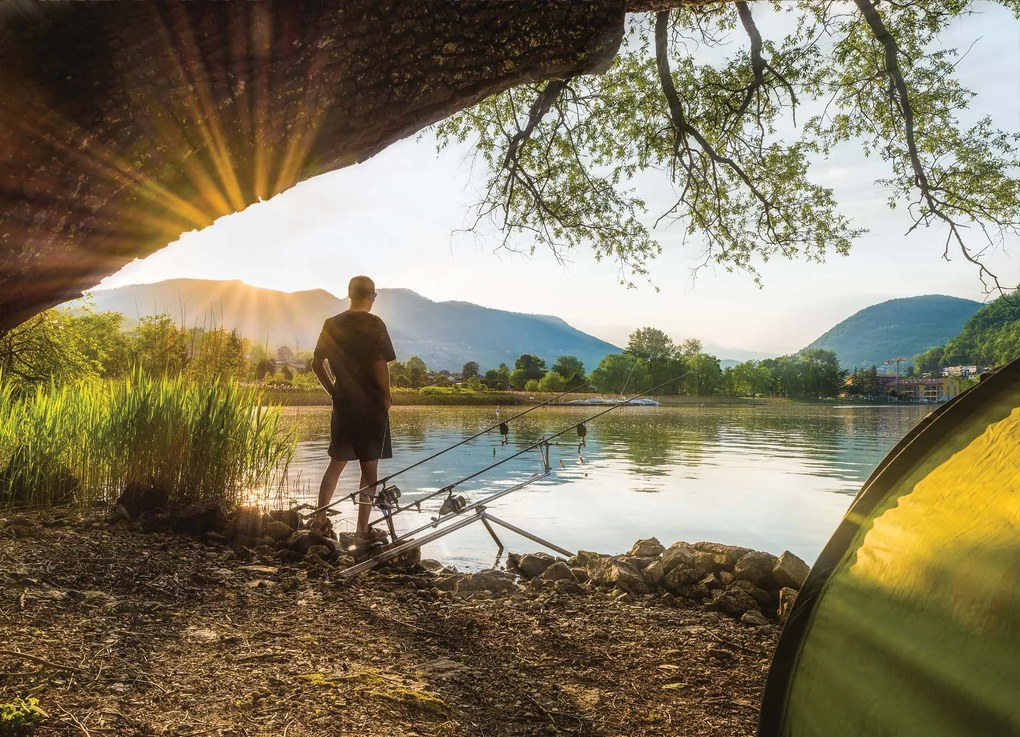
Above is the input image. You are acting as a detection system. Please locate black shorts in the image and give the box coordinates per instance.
[328,400,392,461]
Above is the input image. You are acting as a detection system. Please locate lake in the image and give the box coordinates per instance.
[278,403,931,570]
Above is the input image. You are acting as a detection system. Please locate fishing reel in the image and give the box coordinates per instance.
[375,485,401,512]
[439,493,468,515]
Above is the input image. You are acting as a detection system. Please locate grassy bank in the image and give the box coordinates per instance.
[0,371,295,510]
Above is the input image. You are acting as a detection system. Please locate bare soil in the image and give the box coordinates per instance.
[1,513,778,736]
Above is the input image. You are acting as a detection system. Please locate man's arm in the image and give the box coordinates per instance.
[372,359,391,409]
[312,356,335,397]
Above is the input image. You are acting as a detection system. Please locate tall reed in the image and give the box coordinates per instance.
[0,370,295,510]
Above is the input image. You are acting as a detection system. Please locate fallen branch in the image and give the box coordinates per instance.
[0,649,79,671]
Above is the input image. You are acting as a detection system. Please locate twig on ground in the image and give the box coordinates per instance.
[0,649,79,671]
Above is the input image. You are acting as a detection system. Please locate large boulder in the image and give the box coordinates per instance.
[778,587,798,622]
[116,481,169,519]
[265,520,294,542]
[709,588,761,618]
[512,552,557,579]
[662,563,702,594]
[733,550,779,589]
[628,537,664,558]
[661,541,698,574]
[727,579,772,606]
[587,558,649,594]
[693,542,753,570]
[225,506,264,539]
[773,550,810,590]
[174,500,228,535]
[268,508,301,532]
[539,561,577,583]
[641,559,666,589]
[452,570,517,595]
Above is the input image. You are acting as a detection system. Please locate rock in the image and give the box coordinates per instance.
[660,541,698,574]
[662,563,701,594]
[225,506,264,539]
[733,550,779,589]
[552,579,586,596]
[709,588,761,618]
[727,579,772,606]
[242,565,279,577]
[515,553,557,579]
[286,530,336,556]
[778,587,798,622]
[253,544,277,558]
[570,550,602,568]
[693,542,753,570]
[305,545,336,565]
[175,500,228,535]
[268,508,301,531]
[719,571,735,585]
[741,610,770,627]
[618,554,653,571]
[265,520,293,542]
[140,512,174,533]
[452,570,517,595]
[671,583,709,601]
[232,534,259,552]
[697,573,724,590]
[628,537,664,558]
[641,559,666,589]
[115,481,169,519]
[539,561,576,582]
[570,567,589,583]
[419,559,445,572]
[587,558,649,594]
[773,550,810,590]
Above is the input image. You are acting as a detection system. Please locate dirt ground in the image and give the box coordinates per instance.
[1,513,778,737]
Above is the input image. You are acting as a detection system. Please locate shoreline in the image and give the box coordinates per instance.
[1,510,781,736]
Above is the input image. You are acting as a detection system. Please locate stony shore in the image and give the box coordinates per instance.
[1,507,791,736]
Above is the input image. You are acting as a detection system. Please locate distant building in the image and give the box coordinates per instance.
[943,365,980,378]
[877,375,963,402]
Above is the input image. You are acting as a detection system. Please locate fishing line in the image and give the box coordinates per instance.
[312,381,590,516]
[364,373,687,528]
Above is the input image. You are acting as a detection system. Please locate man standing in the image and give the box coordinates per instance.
[311,275,395,543]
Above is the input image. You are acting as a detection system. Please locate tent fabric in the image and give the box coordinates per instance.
[760,357,1020,737]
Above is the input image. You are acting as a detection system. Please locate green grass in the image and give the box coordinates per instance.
[0,370,295,510]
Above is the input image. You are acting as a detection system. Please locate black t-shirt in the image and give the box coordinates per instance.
[314,311,396,407]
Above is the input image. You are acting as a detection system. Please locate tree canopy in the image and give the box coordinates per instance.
[436,1,1020,293]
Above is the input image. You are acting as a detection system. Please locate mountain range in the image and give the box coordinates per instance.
[77,280,989,372]
[80,279,621,372]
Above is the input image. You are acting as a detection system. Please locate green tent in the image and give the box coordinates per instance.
[760,358,1020,737]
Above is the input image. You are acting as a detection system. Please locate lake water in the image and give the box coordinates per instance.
[279,403,930,570]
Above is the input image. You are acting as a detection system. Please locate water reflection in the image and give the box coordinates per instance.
[278,403,930,569]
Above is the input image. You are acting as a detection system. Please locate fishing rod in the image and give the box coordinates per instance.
[341,373,685,577]
[366,373,683,531]
[311,381,590,516]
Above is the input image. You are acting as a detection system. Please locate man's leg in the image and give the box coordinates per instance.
[356,459,380,534]
[314,458,347,530]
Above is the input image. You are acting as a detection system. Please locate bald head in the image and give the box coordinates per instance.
[348,275,376,310]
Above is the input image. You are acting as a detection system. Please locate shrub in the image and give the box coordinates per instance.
[0,697,46,735]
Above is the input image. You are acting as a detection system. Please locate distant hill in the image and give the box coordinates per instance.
[78,279,621,372]
[925,290,1020,367]
[804,295,982,369]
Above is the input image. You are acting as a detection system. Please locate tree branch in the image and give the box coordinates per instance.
[853,0,1003,292]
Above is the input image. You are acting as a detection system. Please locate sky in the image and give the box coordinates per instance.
[99,3,1020,359]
